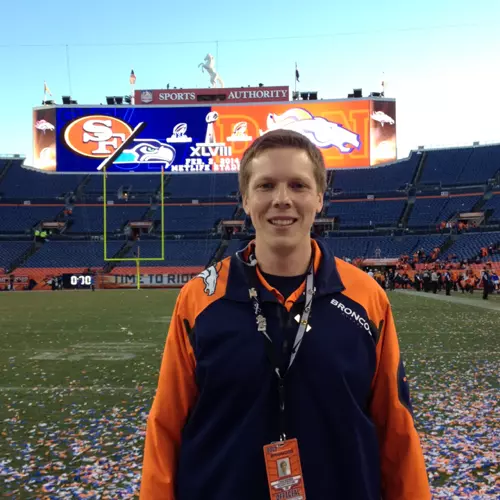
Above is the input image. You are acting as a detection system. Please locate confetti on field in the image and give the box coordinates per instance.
[0,290,499,498]
[1,390,151,498]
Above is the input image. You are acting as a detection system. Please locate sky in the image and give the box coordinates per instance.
[1,0,499,165]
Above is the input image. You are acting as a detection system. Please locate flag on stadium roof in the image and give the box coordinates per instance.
[130,70,136,85]
[43,81,52,96]
[295,63,300,83]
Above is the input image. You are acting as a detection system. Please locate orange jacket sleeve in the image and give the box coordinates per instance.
[370,303,431,500]
[140,291,198,500]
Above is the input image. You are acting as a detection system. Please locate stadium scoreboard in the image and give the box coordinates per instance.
[32,98,396,174]
[61,273,94,289]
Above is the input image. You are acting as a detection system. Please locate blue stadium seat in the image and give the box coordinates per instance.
[155,204,237,232]
[483,195,500,222]
[327,199,405,227]
[333,152,420,193]
[0,241,33,272]
[166,174,239,199]
[0,206,62,232]
[226,234,447,261]
[322,234,448,259]
[408,195,480,227]
[445,232,500,261]
[67,205,149,233]
[83,174,161,194]
[0,166,84,199]
[23,241,124,268]
[116,239,220,267]
[419,145,500,185]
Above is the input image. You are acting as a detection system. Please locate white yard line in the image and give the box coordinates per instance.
[394,290,500,311]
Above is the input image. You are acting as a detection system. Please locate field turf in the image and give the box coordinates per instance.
[1,289,498,498]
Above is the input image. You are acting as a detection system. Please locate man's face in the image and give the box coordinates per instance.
[243,148,323,254]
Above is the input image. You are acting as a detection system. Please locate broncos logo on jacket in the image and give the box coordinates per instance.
[196,264,219,296]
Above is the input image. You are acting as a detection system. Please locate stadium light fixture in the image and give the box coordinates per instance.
[115,96,124,105]
[106,96,115,105]
[62,96,71,105]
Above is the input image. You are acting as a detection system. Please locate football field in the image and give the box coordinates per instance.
[1,289,499,499]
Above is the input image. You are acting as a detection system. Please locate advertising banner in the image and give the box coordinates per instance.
[101,267,203,288]
[370,100,397,166]
[33,107,57,171]
[0,275,30,291]
[135,85,290,105]
[32,99,396,174]
[7,267,204,290]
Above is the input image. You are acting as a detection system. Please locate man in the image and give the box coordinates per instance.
[140,130,430,500]
[431,270,439,294]
[444,270,452,296]
[481,268,491,300]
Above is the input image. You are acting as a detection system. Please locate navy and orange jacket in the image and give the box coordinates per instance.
[140,237,430,500]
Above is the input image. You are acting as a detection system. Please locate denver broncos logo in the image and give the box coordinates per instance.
[260,108,361,153]
[197,265,219,296]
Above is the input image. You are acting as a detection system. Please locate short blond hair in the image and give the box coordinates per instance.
[238,129,327,197]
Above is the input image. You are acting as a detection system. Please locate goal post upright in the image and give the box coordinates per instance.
[102,167,166,291]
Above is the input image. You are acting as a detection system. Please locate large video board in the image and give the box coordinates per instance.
[32,99,396,173]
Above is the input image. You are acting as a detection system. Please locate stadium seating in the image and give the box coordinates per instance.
[0,166,84,199]
[483,195,500,222]
[155,204,238,233]
[1,140,500,277]
[445,232,500,261]
[225,234,449,261]
[419,145,500,185]
[116,239,220,267]
[22,241,124,268]
[333,153,420,193]
[439,195,482,219]
[327,199,405,227]
[83,174,161,194]
[166,173,239,199]
[408,195,481,227]
[67,205,150,233]
[0,241,33,273]
[321,234,449,260]
[0,206,62,232]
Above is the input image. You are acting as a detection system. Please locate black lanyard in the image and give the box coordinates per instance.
[245,253,315,441]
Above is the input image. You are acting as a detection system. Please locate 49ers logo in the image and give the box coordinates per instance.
[63,116,133,158]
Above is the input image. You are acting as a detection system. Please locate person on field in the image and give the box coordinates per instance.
[444,270,453,296]
[481,268,491,300]
[140,130,431,500]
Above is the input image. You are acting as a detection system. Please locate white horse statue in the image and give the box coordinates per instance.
[198,54,224,88]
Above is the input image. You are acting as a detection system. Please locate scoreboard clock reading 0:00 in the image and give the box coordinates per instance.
[62,273,93,289]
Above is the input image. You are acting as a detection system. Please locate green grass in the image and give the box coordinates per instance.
[1,290,498,498]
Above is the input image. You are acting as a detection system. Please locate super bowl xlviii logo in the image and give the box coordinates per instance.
[167,123,192,143]
[140,90,153,104]
[190,111,232,158]
[226,121,253,142]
